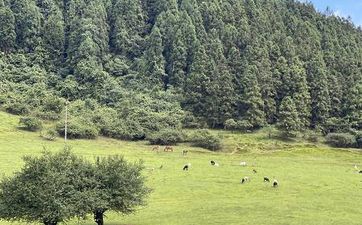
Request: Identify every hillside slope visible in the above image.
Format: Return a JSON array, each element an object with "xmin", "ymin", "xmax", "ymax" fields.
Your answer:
[{"xmin": 0, "ymin": 0, "xmax": 361, "ymax": 135}]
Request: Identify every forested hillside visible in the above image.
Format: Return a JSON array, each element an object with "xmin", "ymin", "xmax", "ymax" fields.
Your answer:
[{"xmin": 0, "ymin": 0, "xmax": 361, "ymax": 141}]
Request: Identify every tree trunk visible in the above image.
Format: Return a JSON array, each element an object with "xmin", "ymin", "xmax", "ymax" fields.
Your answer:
[{"xmin": 94, "ymin": 210, "xmax": 105, "ymax": 225}]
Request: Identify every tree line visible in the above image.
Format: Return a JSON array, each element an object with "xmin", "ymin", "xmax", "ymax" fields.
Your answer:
[{"xmin": 0, "ymin": 0, "xmax": 361, "ymax": 139}]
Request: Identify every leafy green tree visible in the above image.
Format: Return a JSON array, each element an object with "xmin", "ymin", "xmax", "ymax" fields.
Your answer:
[
  {"xmin": 0, "ymin": 150, "xmax": 93, "ymax": 225},
  {"xmin": 91, "ymin": 156, "xmax": 151, "ymax": 225}
]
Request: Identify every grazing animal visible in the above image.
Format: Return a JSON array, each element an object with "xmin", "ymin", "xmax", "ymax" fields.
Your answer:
[
  {"xmin": 273, "ymin": 180, "xmax": 279, "ymax": 187},
  {"xmin": 253, "ymin": 169, "xmax": 257, "ymax": 173},
  {"xmin": 183, "ymin": 165, "xmax": 189, "ymax": 171},
  {"xmin": 241, "ymin": 177, "xmax": 249, "ymax": 184},
  {"xmin": 355, "ymin": 165, "xmax": 359, "ymax": 170},
  {"xmin": 182, "ymin": 150, "xmax": 189, "ymax": 156},
  {"xmin": 240, "ymin": 161, "xmax": 247, "ymax": 166},
  {"xmin": 152, "ymin": 146, "xmax": 160, "ymax": 151},
  {"xmin": 214, "ymin": 162, "xmax": 219, "ymax": 167},
  {"xmin": 210, "ymin": 160, "xmax": 216, "ymax": 166},
  {"xmin": 264, "ymin": 177, "xmax": 270, "ymax": 182},
  {"xmin": 164, "ymin": 146, "xmax": 173, "ymax": 152},
  {"xmin": 359, "ymin": 170, "xmax": 362, "ymax": 174}
]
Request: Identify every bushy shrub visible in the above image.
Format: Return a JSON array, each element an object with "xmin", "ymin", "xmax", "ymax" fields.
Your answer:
[
  {"xmin": 40, "ymin": 129, "xmax": 58, "ymax": 141},
  {"xmin": 224, "ymin": 119, "xmax": 238, "ymax": 130},
  {"xmin": 304, "ymin": 131, "xmax": 321, "ymax": 143},
  {"xmin": 102, "ymin": 122, "xmax": 146, "ymax": 141},
  {"xmin": 5, "ymin": 102, "xmax": 30, "ymax": 115},
  {"xmin": 354, "ymin": 131, "xmax": 362, "ymax": 149},
  {"xmin": 56, "ymin": 118, "xmax": 99, "ymax": 139},
  {"xmin": 191, "ymin": 129, "xmax": 222, "ymax": 151},
  {"xmin": 236, "ymin": 120, "xmax": 253, "ymax": 132},
  {"xmin": 182, "ymin": 112, "xmax": 207, "ymax": 128},
  {"xmin": 325, "ymin": 133, "xmax": 357, "ymax": 148},
  {"xmin": 19, "ymin": 117, "xmax": 42, "ymax": 131},
  {"xmin": 147, "ymin": 129, "xmax": 184, "ymax": 145},
  {"xmin": 35, "ymin": 111, "xmax": 61, "ymax": 120}
]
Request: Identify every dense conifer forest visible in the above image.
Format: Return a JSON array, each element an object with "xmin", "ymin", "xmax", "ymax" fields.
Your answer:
[{"xmin": 0, "ymin": 0, "xmax": 361, "ymax": 142}]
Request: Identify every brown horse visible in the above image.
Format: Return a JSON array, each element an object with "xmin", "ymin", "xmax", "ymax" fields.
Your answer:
[
  {"xmin": 152, "ymin": 146, "xmax": 160, "ymax": 151},
  {"xmin": 164, "ymin": 146, "xmax": 173, "ymax": 152}
]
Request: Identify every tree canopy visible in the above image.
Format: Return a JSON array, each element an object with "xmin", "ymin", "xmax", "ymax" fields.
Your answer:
[{"xmin": 0, "ymin": 0, "xmax": 361, "ymax": 137}]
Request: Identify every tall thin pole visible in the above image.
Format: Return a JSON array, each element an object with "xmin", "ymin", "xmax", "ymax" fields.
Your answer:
[{"xmin": 65, "ymin": 100, "xmax": 68, "ymax": 143}]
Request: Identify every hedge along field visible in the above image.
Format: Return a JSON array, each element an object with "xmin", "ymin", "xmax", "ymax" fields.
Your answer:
[{"xmin": 0, "ymin": 111, "xmax": 362, "ymax": 225}]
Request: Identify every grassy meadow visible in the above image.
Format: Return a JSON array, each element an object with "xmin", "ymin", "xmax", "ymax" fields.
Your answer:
[{"xmin": 0, "ymin": 111, "xmax": 361, "ymax": 225}]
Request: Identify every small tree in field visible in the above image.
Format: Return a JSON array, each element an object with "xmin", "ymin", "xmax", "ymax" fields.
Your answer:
[
  {"xmin": 90, "ymin": 156, "xmax": 150, "ymax": 225},
  {"xmin": 0, "ymin": 150, "xmax": 93, "ymax": 225},
  {"xmin": 0, "ymin": 151, "xmax": 150, "ymax": 225}
]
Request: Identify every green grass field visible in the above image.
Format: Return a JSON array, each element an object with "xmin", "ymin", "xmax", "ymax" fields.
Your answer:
[{"xmin": 0, "ymin": 111, "xmax": 361, "ymax": 225}]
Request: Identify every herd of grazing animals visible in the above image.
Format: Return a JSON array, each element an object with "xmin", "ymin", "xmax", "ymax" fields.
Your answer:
[{"xmin": 151, "ymin": 146, "xmax": 362, "ymax": 188}]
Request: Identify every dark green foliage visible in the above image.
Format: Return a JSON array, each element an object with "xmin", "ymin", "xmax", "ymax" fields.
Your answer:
[
  {"xmin": 0, "ymin": 150, "xmax": 93, "ymax": 225},
  {"xmin": 355, "ymin": 132, "xmax": 362, "ymax": 149},
  {"xmin": 19, "ymin": 117, "xmax": 42, "ymax": 131},
  {"xmin": 40, "ymin": 129, "xmax": 58, "ymax": 141},
  {"xmin": 91, "ymin": 155, "xmax": 151, "ymax": 225},
  {"xmin": 0, "ymin": 150, "xmax": 150, "ymax": 225},
  {"xmin": 0, "ymin": 0, "xmax": 360, "ymax": 136},
  {"xmin": 0, "ymin": 2, "xmax": 16, "ymax": 53},
  {"xmin": 56, "ymin": 118, "xmax": 99, "ymax": 139},
  {"xmin": 325, "ymin": 133, "xmax": 357, "ymax": 148},
  {"xmin": 191, "ymin": 129, "xmax": 222, "ymax": 151},
  {"xmin": 236, "ymin": 120, "xmax": 253, "ymax": 132},
  {"xmin": 277, "ymin": 96, "xmax": 300, "ymax": 137},
  {"xmin": 147, "ymin": 129, "xmax": 184, "ymax": 145},
  {"xmin": 5, "ymin": 102, "xmax": 30, "ymax": 115},
  {"xmin": 224, "ymin": 119, "xmax": 238, "ymax": 130}
]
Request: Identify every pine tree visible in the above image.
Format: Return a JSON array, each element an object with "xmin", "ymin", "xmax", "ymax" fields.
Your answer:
[
  {"xmin": 290, "ymin": 57, "xmax": 311, "ymax": 128},
  {"xmin": 11, "ymin": 0, "xmax": 42, "ymax": 52},
  {"xmin": 277, "ymin": 96, "xmax": 300, "ymax": 137},
  {"xmin": 242, "ymin": 64, "xmax": 266, "ymax": 129},
  {"xmin": 140, "ymin": 26, "xmax": 166, "ymax": 89},
  {"xmin": 306, "ymin": 53, "xmax": 331, "ymax": 129},
  {"xmin": 0, "ymin": 1, "xmax": 16, "ymax": 53}
]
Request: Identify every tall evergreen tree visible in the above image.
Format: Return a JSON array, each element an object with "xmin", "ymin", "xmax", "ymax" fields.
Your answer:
[
  {"xmin": 0, "ymin": 1, "xmax": 16, "ymax": 53},
  {"xmin": 306, "ymin": 53, "xmax": 331, "ymax": 129},
  {"xmin": 242, "ymin": 64, "xmax": 266, "ymax": 129},
  {"xmin": 277, "ymin": 96, "xmax": 301, "ymax": 137}
]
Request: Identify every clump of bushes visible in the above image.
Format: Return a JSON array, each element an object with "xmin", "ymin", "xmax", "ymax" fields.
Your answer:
[
  {"xmin": 351, "ymin": 131, "xmax": 362, "ymax": 149},
  {"xmin": 223, "ymin": 119, "xmax": 253, "ymax": 132},
  {"xmin": 147, "ymin": 129, "xmax": 184, "ymax": 145},
  {"xmin": 224, "ymin": 119, "xmax": 238, "ymax": 130},
  {"xmin": 304, "ymin": 131, "xmax": 321, "ymax": 143},
  {"xmin": 6, "ymin": 103, "xmax": 30, "ymax": 115},
  {"xmin": 182, "ymin": 112, "xmax": 207, "ymax": 128},
  {"xmin": 325, "ymin": 133, "xmax": 357, "ymax": 148},
  {"xmin": 190, "ymin": 129, "xmax": 222, "ymax": 151},
  {"xmin": 101, "ymin": 121, "xmax": 146, "ymax": 141},
  {"xmin": 19, "ymin": 117, "xmax": 42, "ymax": 131},
  {"xmin": 56, "ymin": 118, "xmax": 99, "ymax": 139},
  {"xmin": 40, "ymin": 129, "xmax": 58, "ymax": 141}
]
